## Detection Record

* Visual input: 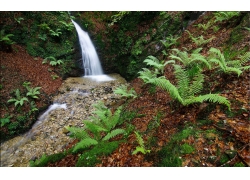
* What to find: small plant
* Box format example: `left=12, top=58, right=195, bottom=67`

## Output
left=43, top=56, right=63, bottom=66
left=49, top=28, right=62, bottom=37
left=14, top=17, right=24, bottom=24
left=114, top=84, right=137, bottom=99
left=195, top=21, right=212, bottom=31
left=66, top=101, right=126, bottom=153
left=214, top=11, right=240, bottom=23
left=208, top=48, right=250, bottom=76
left=7, top=89, right=29, bottom=108
left=143, top=55, right=175, bottom=75
left=186, top=30, right=214, bottom=46
left=0, top=116, right=11, bottom=127
left=160, top=34, right=179, bottom=49
left=213, top=26, right=220, bottom=33
left=139, top=61, right=231, bottom=110
left=59, top=21, right=74, bottom=31
left=169, top=48, right=211, bottom=69
left=0, top=29, right=15, bottom=45
left=132, top=131, right=151, bottom=155
left=180, top=143, right=195, bottom=154
left=38, top=34, right=47, bottom=41
left=51, top=74, right=59, bottom=80
left=23, top=82, right=41, bottom=99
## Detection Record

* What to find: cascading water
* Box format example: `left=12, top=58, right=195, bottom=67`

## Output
left=71, top=20, right=103, bottom=76
left=72, top=20, right=114, bottom=82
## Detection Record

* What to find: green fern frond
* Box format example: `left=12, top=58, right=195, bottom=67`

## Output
left=138, top=68, right=157, bottom=84
left=73, top=138, right=98, bottom=153
left=65, top=126, right=90, bottom=140
left=214, top=11, right=240, bottom=22
left=238, top=52, right=250, bottom=64
left=173, top=65, right=189, bottom=98
left=83, top=120, right=108, bottom=135
left=134, top=131, right=144, bottom=148
left=108, top=106, right=122, bottom=130
left=102, top=129, right=125, bottom=141
left=185, top=93, right=230, bottom=110
left=149, top=76, right=184, bottom=104
left=188, top=70, right=204, bottom=96
left=114, top=85, right=137, bottom=99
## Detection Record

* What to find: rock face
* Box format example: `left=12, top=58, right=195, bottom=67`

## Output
left=0, top=74, right=128, bottom=167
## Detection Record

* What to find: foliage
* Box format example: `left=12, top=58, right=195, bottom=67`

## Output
left=160, top=34, right=179, bottom=49
left=132, top=131, right=151, bottom=155
left=0, top=29, right=15, bottom=45
left=180, top=143, right=195, bottom=154
left=139, top=55, right=231, bottom=110
left=214, top=11, right=241, bottom=23
left=14, top=17, right=24, bottom=24
left=169, top=47, right=211, bottom=69
left=0, top=116, right=11, bottom=127
left=114, top=84, right=137, bottom=99
left=108, top=11, right=131, bottom=27
left=7, top=89, right=29, bottom=107
left=186, top=30, right=215, bottom=46
left=43, top=56, right=63, bottom=66
left=208, top=48, right=250, bottom=76
left=30, top=153, right=66, bottom=167
left=158, top=126, right=195, bottom=167
left=195, top=21, right=212, bottom=31
left=66, top=101, right=126, bottom=153
left=23, top=82, right=41, bottom=99
left=143, top=55, right=175, bottom=75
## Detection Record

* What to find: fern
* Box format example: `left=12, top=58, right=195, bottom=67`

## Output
left=102, top=129, right=125, bottom=141
left=65, top=126, right=91, bottom=139
left=132, top=131, right=151, bottom=155
left=185, top=93, right=231, bottom=110
left=208, top=48, right=249, bottom=76
left=143, top=55, right=175, bottom=75
left=138, top=68, right=157, bottom=84
left=73, top=138, right=98, bottom=153
left=195, top=21, right=212, bottom=31
left=114, top=84, right=137, bottom=99
left=160, top=34, right=179, bottom=49
left=67, top=102, right=126, bottom=155
left=170, top=48, right=211, bottom=69
left=214, top=11, right=240, bottom=23
left=186, top=30, right=214, bottom=46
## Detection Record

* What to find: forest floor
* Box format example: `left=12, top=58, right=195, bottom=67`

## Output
left=0, top=12, right=249, bottom=167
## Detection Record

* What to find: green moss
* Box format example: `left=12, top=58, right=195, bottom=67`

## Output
left=180, top=143, right=195, bottom=154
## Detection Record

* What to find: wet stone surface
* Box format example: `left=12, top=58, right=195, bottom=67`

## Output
left=0, top=74, right=127, bottom=167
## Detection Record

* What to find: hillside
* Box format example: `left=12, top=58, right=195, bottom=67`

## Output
left=0, top=11, right=249, bottom=167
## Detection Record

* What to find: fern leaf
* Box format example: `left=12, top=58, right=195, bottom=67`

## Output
left=226, top=67, right=242, bottom=76
left=65, top=126, right=90, bottom=140
left=134, top=131, right=144, bottom=148
left=185, top=93, right=231, bottom=110
left=102, top=129, right=125, bottom=141
left=83, top=120, right=108, bottom=135
left=138, top=68, right=157, bottom=83
left=188, top=70, right=204, bottom=96
left=173, top=65, right=189, bottom=98
left=150, top=76, right=184, bottom=104
left=73, top=138, right=98, bottom=152
left=239, top=52, right=250, bottom=64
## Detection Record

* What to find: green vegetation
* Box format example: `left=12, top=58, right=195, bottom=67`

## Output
left=114, top=84, right=137, bottom=99
left=0, top=29, right=15, bottom=45
left=214, top=12, right=241, bottom=23
left=66, top=101, right=126, bottom=153
left=186, top=30, right=215, bottom=46
left=132, top=131, right=151, bottom=155
left=208, top=48, right=250, bottom=76
left=7, top=89, right=29, bottom=108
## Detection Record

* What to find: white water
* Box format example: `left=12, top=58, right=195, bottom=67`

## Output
left=72, top=20, right=103, bottom=76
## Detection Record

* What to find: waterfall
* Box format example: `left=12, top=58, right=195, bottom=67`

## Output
left=72, top=20, right=103, bottom=76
